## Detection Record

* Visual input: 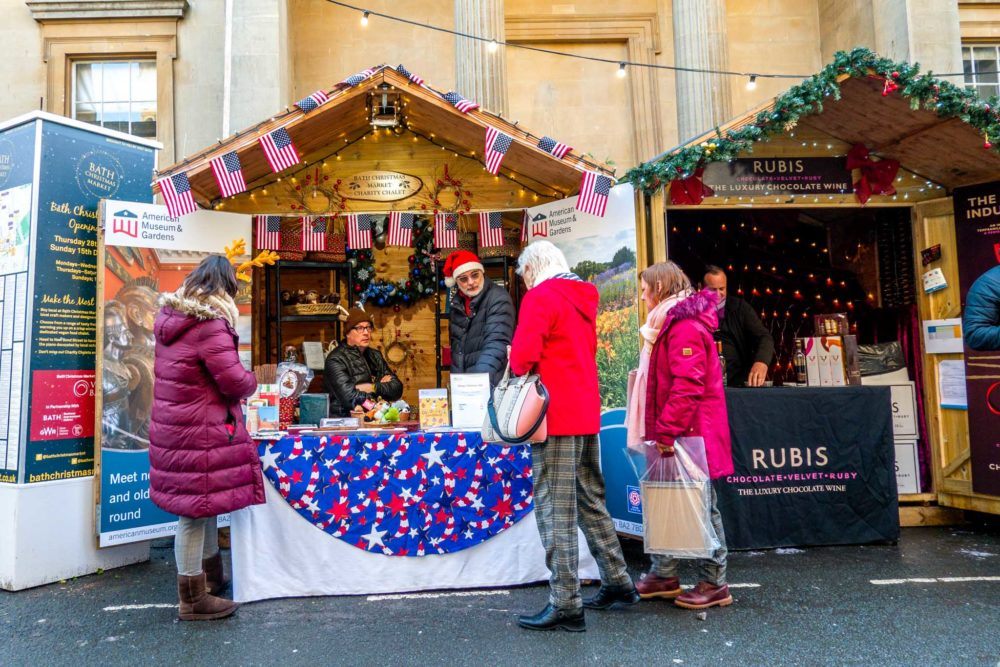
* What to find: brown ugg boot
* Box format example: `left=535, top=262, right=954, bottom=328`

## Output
left=202, top=552, right=230, bottom=596
left=177, top=573, right=238, bottom=621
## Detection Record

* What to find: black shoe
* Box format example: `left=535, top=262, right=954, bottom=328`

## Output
left=517, top=603, right=586, bottom=632
left=583, top=584, right=641, bottom=610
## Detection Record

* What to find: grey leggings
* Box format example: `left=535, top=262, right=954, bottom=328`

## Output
left=174, top=516, right=220, bottom=576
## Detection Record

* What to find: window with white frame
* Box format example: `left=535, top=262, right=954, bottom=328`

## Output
left=963, top=45, right=1000, bottom=100
left=71, top=60, right=156, bottom=138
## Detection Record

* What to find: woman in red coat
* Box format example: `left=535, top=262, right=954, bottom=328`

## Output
left=149, top=255, right=263, bottom=621
left=633, top=262, right=735, bottom=610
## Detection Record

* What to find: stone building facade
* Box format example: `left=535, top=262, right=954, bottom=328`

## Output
left=0, top=1, right=996, bottom=173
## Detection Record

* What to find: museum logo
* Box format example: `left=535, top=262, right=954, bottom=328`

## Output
left=111, top=209, right=139, bottom=238
left=76, top=150, right=123, bottom=199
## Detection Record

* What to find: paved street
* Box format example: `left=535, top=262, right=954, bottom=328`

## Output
left=3, top=523, right=998, bottom=666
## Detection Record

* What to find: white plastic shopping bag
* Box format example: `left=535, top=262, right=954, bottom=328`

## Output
left=628, top=436, right=720, bottom=559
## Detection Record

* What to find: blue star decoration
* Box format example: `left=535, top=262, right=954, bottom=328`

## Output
left=259, top=432, right=533, bottom=556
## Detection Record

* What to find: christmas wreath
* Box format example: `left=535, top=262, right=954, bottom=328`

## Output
left=348, top=216, right=438, bottom=310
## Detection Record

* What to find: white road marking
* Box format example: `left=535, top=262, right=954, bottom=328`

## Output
left=680, top=583, right=761, bottom=589
left=870, top=576, right=1000, bottom=585
left=366, top=589, right=510, bottom=602
left=103, top=603, right=177, bottom=611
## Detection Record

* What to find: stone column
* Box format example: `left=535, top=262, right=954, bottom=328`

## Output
left=454, top=0, right=508, bottom=116
left=672, top=0, right=733, bottom=140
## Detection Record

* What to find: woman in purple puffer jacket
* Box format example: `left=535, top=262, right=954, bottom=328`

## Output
left=149, top=255, right=263, bottom=621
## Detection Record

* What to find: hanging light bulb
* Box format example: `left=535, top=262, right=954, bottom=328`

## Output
left=617, top=62, right=627, bottom=78
left=488, top=39, right=498, bottom=53
left=746, top=74, right=757, bottom=91
left=360, top=10, right=370, bottom=26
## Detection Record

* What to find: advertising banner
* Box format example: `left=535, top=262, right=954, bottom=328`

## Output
left=701, top=157, right=852, bottom=196
left=953, top=182, right=1000, bottom=496
left=524, top=185, right=642, bottom=534
left=0, top=121, right=37, bottom=483
left=98, top=200, right=250, bottom=546
left=23, top=121, right=156, bottom=483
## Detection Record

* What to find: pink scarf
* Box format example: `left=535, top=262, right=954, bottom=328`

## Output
left=625, top=290, right=690, bottom=450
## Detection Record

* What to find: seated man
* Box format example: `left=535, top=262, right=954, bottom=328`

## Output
left=324, top=308, right=403, bottom=417
left=443, top=250, right=515, bottom=387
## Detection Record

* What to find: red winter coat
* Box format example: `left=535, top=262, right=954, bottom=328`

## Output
left=148, top=292, right=264, bottom=518
left=645, top=289, right=734, bottom=479
left=510, top=275, right=601, bottom=436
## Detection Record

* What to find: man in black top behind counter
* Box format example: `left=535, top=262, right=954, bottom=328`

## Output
left=703, top=265, right=775, bottom=387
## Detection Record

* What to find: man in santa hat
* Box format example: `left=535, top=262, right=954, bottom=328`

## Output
left=443, top=250, right=515, bottom=387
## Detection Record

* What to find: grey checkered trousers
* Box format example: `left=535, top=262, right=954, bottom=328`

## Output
left=531, top=434, right=632, bottom=610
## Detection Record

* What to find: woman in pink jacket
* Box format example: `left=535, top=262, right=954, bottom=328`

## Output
left=631, top=261, right=735, bottom=610
left=149, top=255, right=263, bottom=621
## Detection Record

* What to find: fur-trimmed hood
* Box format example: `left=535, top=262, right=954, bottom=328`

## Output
left=659, top=288, right=719, bottom=339
left=156, top=286, right=239, bottom=345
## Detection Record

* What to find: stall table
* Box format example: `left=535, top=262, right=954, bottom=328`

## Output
left=231, top=430, right=598, bottom=602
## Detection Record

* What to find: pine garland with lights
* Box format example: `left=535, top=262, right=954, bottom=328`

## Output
left=348, top=217, right=438, bottom=309
left=624, top=47, right=1000, bottom=195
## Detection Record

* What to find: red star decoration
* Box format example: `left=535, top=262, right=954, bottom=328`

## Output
left=356, top=539, right=367, bottom=549
left=367, top=488, right=380, bottom=502
left=345, top=455, right=354, bottom=463
left=522, top=465, right=532, bottom=477
left=490, top=497, right=513, bottom=519
left=325, top=501, right=350, bottom=522
left=435, top=508, right=449, bottom=524
left=450, top=533, right=459, bottom=542
left=397, top=548, right=409, bottom=556
left=455, top=467, right=468, bottom=480
left=387, top=493, right=406, bottom=516
left=491, top=472, right=503, bottom=483
left=416, top=459, right=427, bottom=471
left=290, top=470, right=304, bottom=484
left=357, top=515, right=368, bottom=526
left=418, top=436, right=426, bottom=443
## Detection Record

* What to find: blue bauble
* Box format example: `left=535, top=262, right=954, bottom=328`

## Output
left=412, top=268, right=421, bottom=277
left=402, top=294, right=411, bottom=303
left=377, top=298, right=386, bottom=307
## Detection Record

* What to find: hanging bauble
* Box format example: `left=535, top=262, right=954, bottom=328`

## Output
left=374, top=233, right=387, bottom=251
left=412, top=268, right=421, bottom=277
left=408, top=255, right=416, bottom=264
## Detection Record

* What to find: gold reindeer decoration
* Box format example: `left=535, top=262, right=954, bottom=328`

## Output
left=224, top=238, right=278, bottom=282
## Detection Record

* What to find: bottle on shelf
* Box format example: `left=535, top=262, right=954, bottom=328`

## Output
left=716, top=341, right=727, bottom=387
left=794, top=338, right=808, bottom=386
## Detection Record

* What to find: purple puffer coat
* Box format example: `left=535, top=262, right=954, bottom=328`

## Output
left=148, top=292, right=264, bottom=518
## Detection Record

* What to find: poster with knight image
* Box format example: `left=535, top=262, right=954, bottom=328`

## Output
left=97, top=200, right=251, bottom=546
left=524, top=183, right=642, bottom=534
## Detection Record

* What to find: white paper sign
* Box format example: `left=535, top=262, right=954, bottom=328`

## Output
left=894, top=441, right=921, bottom=494
left=922, top=267, right=948, bottom=293
left=102, top=199, right=251, bottom=254
left=889, top=382, right=918, bottom=438
left=938, top=360, right=968, bottom=409
left=449, top=373, right=491, bottom=429
left=922, top=318, right=964, bottom=354
left=301, top=341, right=326, bottom=371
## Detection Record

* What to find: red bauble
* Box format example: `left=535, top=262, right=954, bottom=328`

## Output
left=408, top=255, right=415, bottom=264
left=405, top=281, right=412, bottom=288
left=393, top=305, right=400, bottom=312
left=891, top=71, right=900, bottom=78
left=354, top=284, right=361, bottom=292
left=985, top=141, right=993, bottom=150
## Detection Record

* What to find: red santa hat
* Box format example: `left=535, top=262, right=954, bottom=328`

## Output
left=442, top=250, right=484, bottom=288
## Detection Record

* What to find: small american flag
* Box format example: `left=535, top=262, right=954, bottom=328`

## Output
left=347, top=213, right=376, bottom=249
left=156, top=172, right=198, bottom=217
left=301, top=216, right=327, bottom=251
left=341, top=67, right=377, bottom=88
left=255, top=215, right=282, bottom=250
left=295, top=90, right=330, bottom=112
left=441, top=91, right=479, bottom=113
left=478, top=211, right=504, bottom=248
left=259, top=127, right=300, bottom=173
left=520, top=209, right=529, bottom=244
left=434, top=212, right=458, bottom=248
left=484, top=127, right=513, bottom=175
left=387, top=211, right=415, bottom=247
left=395, top=64, right=424, bottom=86
left=209, top=151, right=246, bottom=197
left=538, top=136, right=572, bottom=159
left=576, top=171, right=614, bottom=218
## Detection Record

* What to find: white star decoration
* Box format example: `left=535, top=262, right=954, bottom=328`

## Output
left=302, top=448, right=313, bottom=460
left=400, top=487, right=415, bottom=502
left=408, top=528, right=419, bottom=538
left=520, top=448, right=530, bottom=459
left=356, top=491, right=365, bottom=500
left=359, top=450, right=369, bottom=461
left=464, top=529, right=473, bottom=539
left=362, top=525, right=387, bottom=548
left=306, top=499, right=320, bottom=513
left=431, top=476, right=441, bottom=485
left=259, top=446, right=279, bottom=471
left=323, top=459, right=334, bottom=469
left=471, top=496, right=485, bottom=510
left=421, top=443, right=445, bottom=468
left=520, top=489, right=528, bottom=498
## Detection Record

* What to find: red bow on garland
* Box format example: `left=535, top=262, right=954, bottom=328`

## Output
left=846, top=143, right=899, bottom=205
left=669, top=168, right=714, bottom=205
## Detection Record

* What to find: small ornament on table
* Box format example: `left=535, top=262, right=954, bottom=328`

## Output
left=284, top=345, right=299, bottom=363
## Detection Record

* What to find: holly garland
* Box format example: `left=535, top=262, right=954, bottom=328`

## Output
left=623, top=47, right=1000, bottom=195
left=347, top=216, right=438, bottom=310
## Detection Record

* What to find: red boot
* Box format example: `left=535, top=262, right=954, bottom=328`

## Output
left=674, top=581, right=733, bottom=610
left=634, top=572, right=682, bottom=600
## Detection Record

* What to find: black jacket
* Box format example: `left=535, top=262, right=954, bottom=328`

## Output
left=323, top=343, right=403, bottom=417
left=448, top=280, right=516, bottom=387
left=716, top=295, right=775, bottom=386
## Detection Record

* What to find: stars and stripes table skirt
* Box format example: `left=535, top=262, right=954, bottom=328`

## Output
left=230, top=431, right=599, bottom=601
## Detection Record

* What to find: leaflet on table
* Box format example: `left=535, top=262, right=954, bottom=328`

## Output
left=246, top=385, right=280, bottom=434
left=449, top=373, right=490, bottom=429
left=419, top=388, right=450, bottom=429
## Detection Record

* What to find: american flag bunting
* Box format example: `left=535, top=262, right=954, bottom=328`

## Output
left=347, top=213, right=376, bottom=249
left=478, top=211, right=504, bottom=248
left=395, top=64, right=424, bottom=86
left=209, top=151, right=246, bottom=197
left=434, top=213, right=458, bottom=249
left=295, top=90, right=330, bottom=112
left=255, top=215, right=283, bottom=250
left=441, top=91, right=479, bottom=113
left=537, top=136, right=572, bottom=159
left=259, top=127, right=300, bottom=173
left=576, top=171, right=614, bottom=218
left=340, top=67, right=377, bottom=88
left=301, top=216, right=327, bottom=251
left=387, top=211, right=415, bottom=247
left=156, top=172, right=198, bottom=217
left=484, top=127, right=513, bottom=175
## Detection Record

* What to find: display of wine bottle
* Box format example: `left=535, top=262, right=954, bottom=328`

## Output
left=794, top=338, right=808, bottom=386
left=717, top=340, right=727, bottom=387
